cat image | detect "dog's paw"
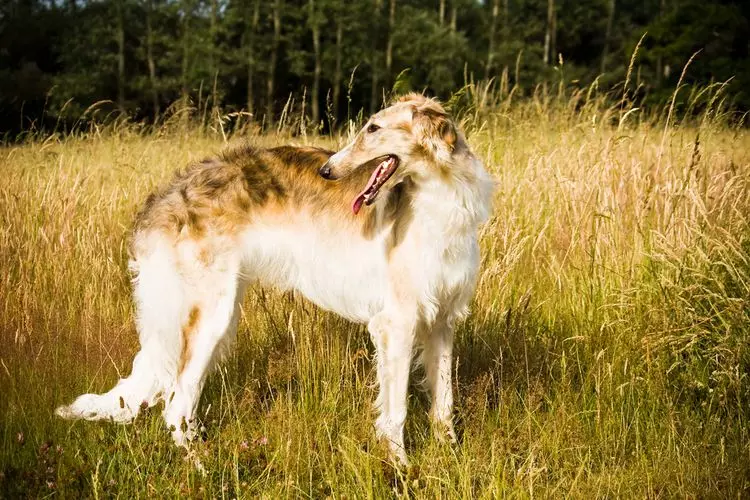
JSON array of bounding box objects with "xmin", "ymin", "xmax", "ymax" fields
[
  {"xmin": 55, "ymin": 393, "xmax": 137, "ymax": 423},
  {"xmin": 430, "ymin": 418, "xmax": 457, "ymax": 445},
  {"xmin": 390, "ymin": 445, "xmax": 409, "ymax": 468},
  {"xmin": 164, "ymin": 398, "xmax": 198, "ymax": 447},
  {"xmin": 169, "ymin": 418, "xmax": 198, "ymax": 447},
  {"xmin": 374, "ymin": 415, "xmax": 409, "ymax": 467},
  {"xmin": 55, "ymin": 394, "xmax": 105, "ymax": 421},
  {"xmin": 54, "ymin": 404, "xmax": 78, "ymax": 420}
]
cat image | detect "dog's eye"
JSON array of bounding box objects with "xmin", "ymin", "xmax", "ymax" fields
[{"xmin": 367, "ymin": 123, "xmax": 380, "ymax": 134}]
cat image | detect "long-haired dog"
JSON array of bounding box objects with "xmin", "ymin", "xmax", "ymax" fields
[{"xmin": 56, "ymin": 93, "xmax": 494, "ymax": 464}]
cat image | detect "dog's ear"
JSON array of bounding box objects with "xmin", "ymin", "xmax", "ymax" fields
[
  {"xmin": 411, "ymin": 105, "xmax": 457, "ymax": 153},
  {"xmin": 436, "ymin": 114, "xmax": 457, "ymax": 150}
]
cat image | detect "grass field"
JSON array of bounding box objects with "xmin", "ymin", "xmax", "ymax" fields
[{"xmin": 1, "ymin": 88, "xmax": 750, "ymax": 497}]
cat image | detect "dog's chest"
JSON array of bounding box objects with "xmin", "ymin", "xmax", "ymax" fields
[
  {"xmin": 410, "ymin": 200, "xmax": 481, "ymax": 312},
  {"xmin": 427, "ymin": 229, "xmax": 479, "ymax": 300}
]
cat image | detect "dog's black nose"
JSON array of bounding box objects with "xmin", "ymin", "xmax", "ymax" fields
[{"xmin": 319, "ymin": 162, "xmax": 333, "ymax": 179}]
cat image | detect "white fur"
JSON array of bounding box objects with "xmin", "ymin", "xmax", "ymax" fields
[
  {"xmin": 241, "ymin": 218, "xmax": 389, "ymax": 322},
  {"xmin": 56, "ymin": 118, "xmax": 494, "ymax": 466}
]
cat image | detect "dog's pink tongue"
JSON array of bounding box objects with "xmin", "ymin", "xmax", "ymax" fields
[
  {"xmin": 352, "ymin": 196, "xmax": 365, "ymax": 215},
  {"xmin": 351, "ymin": 165, "xmax": 382, "ymax": 215}
]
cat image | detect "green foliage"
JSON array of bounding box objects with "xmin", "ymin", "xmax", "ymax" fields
[
  {"xmin": 1, "ymin": 0, "xmax": 749, "ymax": 135},
  {"xmin": 639, "ymin": 0, "xmax": 750, "ymax": 109},
  {"xmin": 392, "ymin": 7, "xmax": 470, "ymax": 95}
]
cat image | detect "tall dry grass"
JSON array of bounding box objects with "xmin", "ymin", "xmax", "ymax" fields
[{"xmin": 1, "ymin": 82, "xmax": 749, "ymax": 497}]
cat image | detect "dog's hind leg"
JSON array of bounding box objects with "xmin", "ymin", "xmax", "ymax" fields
[
  {"xmin": 55, "ymin": 235, "xmax": 186, "ymax": 423},
  {"xmin": 54, "ymin": 346, "xmax": 171, "ymax": 423},
  {"xmin": 162, "ymin": 261, "xmax": 243, "ymax": 446}
]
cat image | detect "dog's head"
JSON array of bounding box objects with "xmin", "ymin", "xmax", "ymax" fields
[{"xmin": 319, "ymin": 93, "xmax": 463, "ymax": 214}]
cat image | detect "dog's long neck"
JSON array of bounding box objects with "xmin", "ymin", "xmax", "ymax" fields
[{"xmin": 411, "ymin": 155, "xmax": 494, "ymax": 237}]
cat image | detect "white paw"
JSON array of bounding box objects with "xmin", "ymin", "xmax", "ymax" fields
[
  {"xmin": 431, "ymin": 417, "xmax": 457, "ymax": 444},
  {"xmin": 163, "ymin": 394, "xmax": 198, "ymax": 446},
  {"xmin": 55, "ymin": 393, "xmax": 137, "ymax": 423},
  {"xmin": 374, "ymin": 415, "xmax": 409, "ymax": 467},
  {"xmin": 390, "ymin": 445, "xmax": 409, "ymax": 467},
  {"xmin": 169, "ymin": 418, "xmax": 198, "ymax": 447}
]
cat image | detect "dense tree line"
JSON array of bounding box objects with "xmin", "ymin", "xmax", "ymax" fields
[{"xmin": 1, "ymin": 0, "xmax": 748, "ymax": 134}]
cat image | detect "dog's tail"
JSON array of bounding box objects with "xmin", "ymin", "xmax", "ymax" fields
[{"xmin": 56, "ymin": 232, "xmax": 185, "ymax": 423}]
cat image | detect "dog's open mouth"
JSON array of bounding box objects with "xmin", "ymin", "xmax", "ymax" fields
[{"xmin": 352, "ymin": 155, "xmax": 399, "ymax": 215}]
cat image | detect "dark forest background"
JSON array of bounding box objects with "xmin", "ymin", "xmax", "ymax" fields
[{"xmin": 1, "ymin": 0, "xmax": 749, "ymax": 135}]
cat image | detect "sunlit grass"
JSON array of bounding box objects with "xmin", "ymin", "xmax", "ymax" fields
[{"xmin": 1, "ymin": 90, "xmax": 749, "ymax": 497}]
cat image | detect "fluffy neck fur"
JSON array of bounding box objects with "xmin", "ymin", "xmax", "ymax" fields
[{"xmin": 408, "ymin": 153, "xmax": 495, "ymax": 234}]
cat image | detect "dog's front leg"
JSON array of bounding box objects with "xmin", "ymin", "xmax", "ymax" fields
[
  {"xmin": 424, "ymin": 315, "xmax": 457, "ymax": 443},
  {"xmin": 368, "ymin": 306, "xmax": 417, "ymax": 466}
]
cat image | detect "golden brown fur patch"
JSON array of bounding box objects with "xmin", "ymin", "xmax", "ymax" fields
[
  {"xmin": 178, "ymin": 306, "xmax": 201, "ymax": 376},
  {"xmin": 131, "ymin": 145, "xmax": 415, "ymax": 257},
  {"xmin": 397, "ymin": 93, "xmax": 458, "ymax": 151}
]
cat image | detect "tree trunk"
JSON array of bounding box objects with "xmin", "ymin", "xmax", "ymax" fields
[
  {"xmin": 333, "ymin": 5, "xmax": 343, "ymax": 120},
  {"xmin": 369, "ymin": 0, "xmax": 382, "ymax": 113},
  {"xmin": 439, "ymin": 0, "xmax": 445, "ymax": 26},
  {"xmin": 503, "ymin": 0, "xmax": 508, "ymax": 34},
  {"xmin": 309, "ymin": 0, "xmax": 321, "ymax": 125},
  {"xmin": 181, "ymin": 0, "xmax": 190, "ymax": 100},
  {"xmin": 656, "ymin": 0, "xmax": 666, "ymax": 87},
  {"xmin": 116, "ymin": 0, "xmax": 125, "ymax": 112},
  {"xmin": 385, "ymin": 0, "xmax": 395, "ymax": 80},
  {"xmin": 543, "ymin": 0, "xmax": 556, "ymax": 65},
  {"xmin": 209, "ymin": 0, "xmax": 219, "ymax": 113},
  {"xmin": 450, "ymin": 3, "xmax": 457, "ymax": 32},
  {"xmin": 600, "ymin": 0, "xmax": 615, "ymax": 73},
  {"xmin": 145, "ymin": 0, "xmax": 159, "ymax": 118},
  {"xmin": 246, "ymin": 0, "xmax": 259, "ymax": 116},
  {"xmin": 485, "ymin": 0, "xmax": 499, "ymax": 78},
  {"xmin": 266, "ymin": 0, "xmax": 281, "ymax": 125}
]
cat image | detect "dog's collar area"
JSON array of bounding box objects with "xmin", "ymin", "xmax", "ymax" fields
[{"xmin": 352, "ymin": 155, "xmax": 400, "ymax": 215}]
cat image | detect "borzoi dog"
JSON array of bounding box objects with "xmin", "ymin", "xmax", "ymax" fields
[{"xmin": 56, "ymin": 93, "xmax": 495, "ymax": 464}]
